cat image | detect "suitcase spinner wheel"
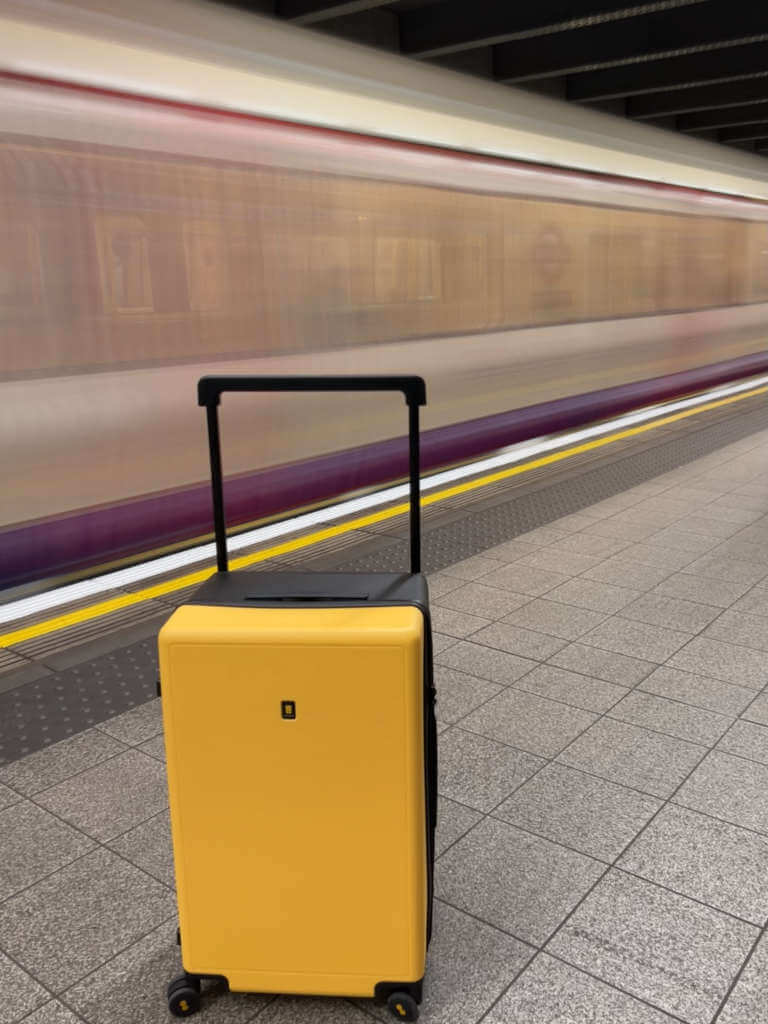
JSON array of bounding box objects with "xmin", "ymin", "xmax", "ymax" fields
[
  {"xmin": 161, "ymin": 376, "xmax": 436, "ymax": 1020},
  {"xmin": 388, "ymin": 991, "xmax": 420, "ymax": 1021},
  {"xmin": 167, "ymin": 975, "xmax": 201, "ymax": 1018}
]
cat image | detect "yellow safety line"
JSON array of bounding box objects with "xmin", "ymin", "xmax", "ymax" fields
[{"xmin": 2, "ymin": 383, "xmax": 766, "ymax": 649}]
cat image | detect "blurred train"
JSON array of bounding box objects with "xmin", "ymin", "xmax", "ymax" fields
[{"xmin": 4, "ymin": 0, "xmax": 768, "ymax": 589}]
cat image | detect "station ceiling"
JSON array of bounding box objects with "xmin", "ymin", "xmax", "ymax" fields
[{"xmin": 222, "ymin": 0, "xmax": 768, "ymax": 157}]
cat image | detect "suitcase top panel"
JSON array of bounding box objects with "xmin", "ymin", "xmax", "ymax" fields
[
  {"xmin": 159, "ymin": 602, "xmax": 424, "ymax": 647},
  {"xmin": 188, "ymin": 571, "xmax": 429, "ymax": 610}
]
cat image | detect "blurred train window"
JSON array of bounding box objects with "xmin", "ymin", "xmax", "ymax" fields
[
  {"xmin": 183, "ymin": 221, "xmax": 227, "ymax": 311},
  {"xmin": 0, "ymin": 220, "xmax": 42, "ymax": 312},
  {"xmin": 96, "ymin": 216, "xmax": 153, "ymax": 312},
  {"xmin": 309, "ymin": 236, "xmax": 352, "ymax": 305},
  {"xmin": 375, "ymin": 237, "xmax": 441, "ymax": 303}
]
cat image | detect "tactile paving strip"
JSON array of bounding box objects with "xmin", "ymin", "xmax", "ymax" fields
[
  {"xmin": 2, "ymin": 394, "xmax": 768, "ymax": 764},
  {"xmin": 0, "ymin": 639, "xmax": 157, "ymax": 764}
]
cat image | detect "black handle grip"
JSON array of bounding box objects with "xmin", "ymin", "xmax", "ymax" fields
[
  {"xmin": 199, "ymin": 374, "xmax": 426, "ymax": 575},
  {"xmin": 198, "ymin": 375, "xmax": 426, "ymax": 407}
]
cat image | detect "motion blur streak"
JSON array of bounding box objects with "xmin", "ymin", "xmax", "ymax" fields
[{"xmin": 3, "ymin": 0, "xmax": 768, "ymax": 589}]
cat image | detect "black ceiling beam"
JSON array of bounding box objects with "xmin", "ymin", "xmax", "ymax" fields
[
  {"xmin": 628, "ymin": 77, "xmax": 768, "ymax": 118},
  {"xmin": 568, "ymin": 40, "xmax": 768, "ymax": 101},
  {"xmin": 720, "ymin": 123, "xmax": 768, "ymax": 142},
  {"xmin": 678, "ymin": 101, "xmax": 768, "ymax": 132},
  {"xmin": 399, "ymin": 0, "xmax": 705, "ymax": 60},
  {"xmin": 494, "ymin": 1, "xmax": 768, "ymax": 83},
  {"xmin": 276, "ymin": 0, "xmax": 391, "ymax": 23}
]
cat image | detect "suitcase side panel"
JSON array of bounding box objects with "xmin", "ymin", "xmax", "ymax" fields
[{"xmin": 159, "ymin": 604, "xmax": 426, "ymax": 997}]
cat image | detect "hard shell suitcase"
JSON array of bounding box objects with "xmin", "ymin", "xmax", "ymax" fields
[{"xmin": 159, "ymin": 376, "xmax": 436, "ymax": 1021}]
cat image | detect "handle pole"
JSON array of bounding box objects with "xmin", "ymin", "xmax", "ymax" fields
[
  {"xmin": 199, "ymin": 376, "xmax": 426, "ymax": 575},
  {"xmin": 409, "ymin": 401, "xmax": 421, "ymax": 575},
  {"xmin": 206, "ymin": 403, "xmax": 229, "ymax": 572}
]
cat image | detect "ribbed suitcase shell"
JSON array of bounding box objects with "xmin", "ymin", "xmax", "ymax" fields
[{"xmin": 159, "ymin": 570, "xmax": 434, "ymax": 999}]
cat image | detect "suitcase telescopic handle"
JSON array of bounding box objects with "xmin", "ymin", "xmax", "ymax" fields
[{"xmin": 197, "ymin": 375, "xmax": 427, "ymax": 575}]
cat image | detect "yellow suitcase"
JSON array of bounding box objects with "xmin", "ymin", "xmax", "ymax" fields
[{"xmin": 159, "ymin": 376, "xmax": 436, "ymax": 1022}]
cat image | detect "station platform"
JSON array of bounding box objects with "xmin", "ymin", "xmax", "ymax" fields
[{"xmin": 4, "ymin": 381, "xmax": 768, "ymax": 1023}]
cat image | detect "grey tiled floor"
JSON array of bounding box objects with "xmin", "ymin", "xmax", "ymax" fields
[{"xmin": 7, "ymin": 430, "xmax": 768, "ymax": 1021}]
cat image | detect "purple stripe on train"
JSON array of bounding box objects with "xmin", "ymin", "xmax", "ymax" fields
[{"xmin": 3, "ymin": 350, "xmax": 768, "ymax": 590}]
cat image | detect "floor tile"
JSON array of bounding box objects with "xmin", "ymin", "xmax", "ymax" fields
[
  {"xmin": 0, "ymin": 729, "xmax": 126, "ymax": 797},
  {"xmin": 668, "ymin": 637, "xmax": 768, "ymax": 690},
  {"xmin": 619, "ymin": 593, "xmax": 719, "ymax": 633},
  {"xmin": 742, "ymin": 691, "xmax": 768, "ymax": 726},
  {"xmin": 675, "ymin": 751, "xmax": 768, "ymax": 834},
  {"xmin": 547, "ymin": 870, "xmax": 757, "ymax": 1024},
  {"xmin": 435, "ymin": 582, "xmax": 530, "ymax": 620},
  {"xmin": 436, "ymin": 817, "xmax": 604, "ymax": 945},
  {"xmin": 675, "ymin": 515, "xmax": 746, "ymax": 540},
  {"xmin": 620, "ymin": 543, "xmax": 697, "ymax": 571},
  {"xmin": 581, "ymin": 557, "xmax": 675, "ymax": 591},
  {"xmin": 462, "ymin": 689, "xmax": 596, "ymax": 758},
  {"xmin": 435, "ymin": 798, "xmax": 483, "ymax": 857},
  {"xmin": 108, "ymin": 810, "xmax": 175, "ymax": 888},
  {"xmin": 138, "ymin": 735, "xmax": 166, "ymax": 761},
  {"xmin": 426, "ymin": 574, "xmax": 465, "ymax": 598},
  {"xmin": 683, "ymin": 554, "xmax": 768, "ymax": 585},
  {"xmin": 619, "ymin": 804, "xmax": 768, "ymax": 925},
  {"xmin": 558, "ymin": 718, "xmax": 706, "ymax": 798},
  {"xmin": 730, "ymin": 588, "xmax": 768, "ymax": 618},
  {"xmin": 546, "ymin": 577, "xmax": 640, "ymax": 614},
  {"xmin": 431, "ymin": 633, "xmax": 457, "ymax": 655},
  {"xmin": 579, "ymin": 617, "xmax": 692, "ymax": 663},
  {"xmin": 469, "ymin": 622, "xmax": 567, "ymax": 661},
  {"xmin": 582, "ymin": 518, "xmax": 659, "ymax": 543},
  {"xmin": 608, "ymin": 690, "xmax": 730, "ymax": 746},
  {"xmin": 363, "ymin": 901, "xmax": 533, "ymax": 1024},
  {"xmin": 638, "ymin": 665, "xmax": 754, "ymax": 717},
  {"xmin": 484, "ymin": 953, "xmax": 679, "ymax": 1024},
  {"xmin": 433, "ymin": 666, "xmax": 501, "ymax": 725},
  {"xmin": 437, "ymin": 727, "xmax": 544, "ymax": 811},
  {"xmin": 514, "ymin": 663, "xmax": 627, "ymax": 713},
  {"xmin": 547, "ymin": 643, "xmax": 656, "ymax": 686},
  {"xmin": 482, "ymin": 538, "xmax": 543, "ymax": 561},
  {"xmin": 651, "ymin": 572, "xmax": 751, "ymax": 607},
  {"xmin": 65, "ymin": 920, "xmax": 269, "ymax": 1024},
  {"xmin": 258, "ymin": 996, "xmax": 373, "ymax": 1023},
  {"xmin": 0, "ymin": 847, "xmax": 174, "ymax": 991},
  {"xmin": 96, "ymin": 699, "xmax": 163, "ymax": 746},
  {"xmin": 0, "ymin": 780, "xmax": 21, "ymax": 811},
  {"xmin": 715, "ymin": 538, "xmax": 768, "ymax": 565},
  {"xmin": 644, "ymin": 527, "xmax": 719, "ymax": 556},
  {"xmin": 495, "ymin": 763, "xmax": 660, "ymax": 862},
  {"xmin": 717, "ymin": 720, "xmax": 768, "ymax": 765},
  {"xmin": 0, "ymin": 800, "xmax": 95, "ymax": 902},
  {"xmin": 515, "ymin": 525, "xmax": 571, "ymax": 546},
  {"xmin": 477, "ymin": 564, "xmax": 570, "ymax": 597},
  {"xmin": 430, "ymin": 607, "xmax": 491, "ymax": 639},
  {"xmin": 442, "ymin": 555, "xmax": 506, "ymax": 582},
  {"xmin": 687, "ymin": 505, "xmax": 762, "ymax": 527},
  {"xmin": 547, "ymin": 512, "xmax": 606, "ymax": 533},
  {"xmin": 0, "ymin": 950, "xmax": 48, "ymax": 1024},
  {"xmin": 548, "ymin": 532, "xmax": 629, "ymax": 557},
  {"xmin": 718, "ymin": 930, "xmax": 768, "ymax": 1024},
  {"xmin": 501, "ymin": 600, "xmax": 607, "ymax": 642},
  {"xmin": 36, "ymin": 748, "xmax": 168, "ymax": 843},
  {"xmin": 20, "ymin": 1003, "xmax": 82, "ymax": 1024},
  {"xmin": 435, "ymin": 641, "xmax": 536, "ymax": 685},
  {"xmin": 705, "ymin": 609, "xmax": 768, "ymax": 653},
  {"xmin": 516, "ymin": 548, "xmax": 606, "ymax": 575}
]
